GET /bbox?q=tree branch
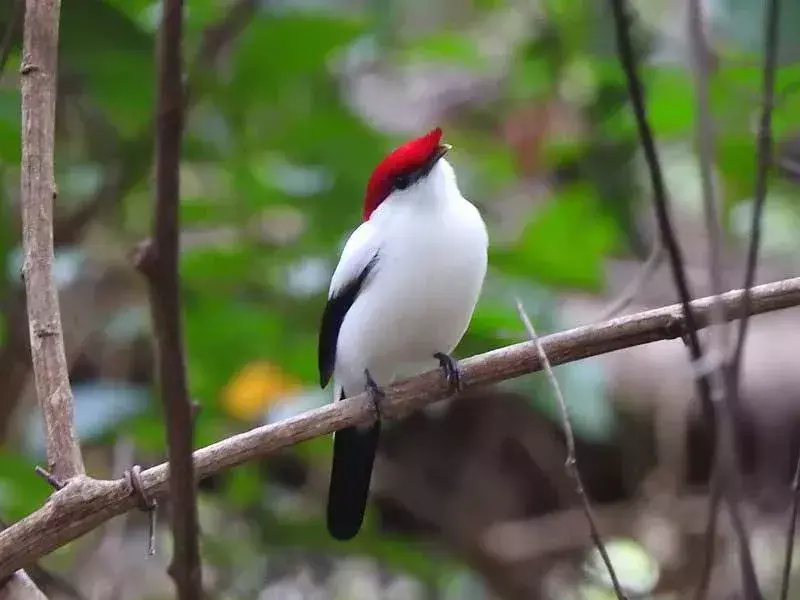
[687,2,761,597]
[133,0,201,596]
[0,277,799,576]
[20,0,83,483]
[516,300,626,599]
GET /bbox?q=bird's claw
[434,352,462,393]
[364,369,385,420]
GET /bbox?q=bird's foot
[364,369,385,420]
[434,352,462,393]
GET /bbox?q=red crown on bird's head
[363,128,444,221]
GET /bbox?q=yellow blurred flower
[222,361,301,420]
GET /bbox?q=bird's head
[362,128,455,221]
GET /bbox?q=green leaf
[230,12,365,105]
[0,450,50,522]
[493,185,619,290]
[60,0,155,134]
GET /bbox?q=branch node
[34,466,64,490]
[125,465,158,556]
[33,322,58,339]
[19,62,38,75]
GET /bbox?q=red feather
[363,128,443,221]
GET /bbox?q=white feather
[331,158,488,398]
[328,221,379,299]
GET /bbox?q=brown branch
[0,277,799,576]
[20,0,83,483]
[687,1,761,597]
[0,0,260,443]
[133,0,201,596]
[53,0,258,249]
[516,300,627,599]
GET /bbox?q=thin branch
[134,0,201,596]
[0,0,260,440]
[53,0,258,249]
[687,2,761,598]
[730,0,781,376]
[0,0,23,77]
[20,0,84,482]
[0,277,798,576]
[606,0,714,419]
[515,299,627,599]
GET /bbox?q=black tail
[326,420,381,540]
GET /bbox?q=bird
[317,127,489,540]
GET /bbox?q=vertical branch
[605,2,758,596]
[516,300,627,600]
[730,0,780,376]
[20,0,84,483]
[686,2,762,598]
[134,0,201,596]
[605,0,714,420]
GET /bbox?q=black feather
[327,418,381,540]
[318,253,380,541]
[317,253,378,388]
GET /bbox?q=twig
[606,0,714,419]
[0,0,23,77]
[515,299,627,599]
[484,495,711,562]
[730,0,780,376]
[597,237,663,321]
[20,0,84,482]
[135,0,201,596]
[743,5,794,597]
[0,0,260,438]
[687,2,762,598]
[0,277,798,576]
[53,0,259,248]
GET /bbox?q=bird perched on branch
[318,127,489,540]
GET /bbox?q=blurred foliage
[0,0,799,597]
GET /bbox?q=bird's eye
[393,173,412,190]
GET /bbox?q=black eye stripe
[393,173,412,190]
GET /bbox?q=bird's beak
[421,143,452,176]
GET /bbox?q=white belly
[335,201,487,395]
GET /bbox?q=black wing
[318,253,379,388]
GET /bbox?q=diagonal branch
[133,0,201,596]
[516,300,626,599]
[0,277,799,577]
[606,0,714,420]
[20,0,84,483]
